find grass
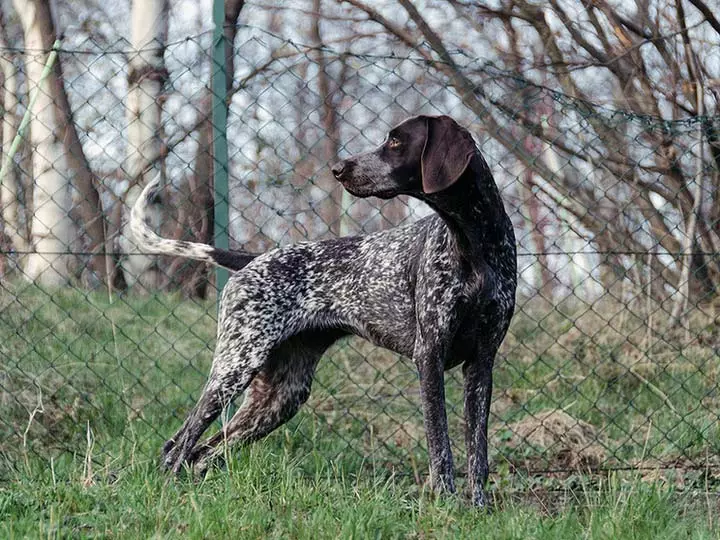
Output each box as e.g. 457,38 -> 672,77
2,448 -> 718,538
0,281 -> 719,537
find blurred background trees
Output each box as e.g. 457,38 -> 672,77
0,0 -> 717,323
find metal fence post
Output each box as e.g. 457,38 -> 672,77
212,0 -> 230,298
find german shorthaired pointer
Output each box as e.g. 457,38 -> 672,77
130,115 -> 517,507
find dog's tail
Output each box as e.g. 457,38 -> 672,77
129,175 -> 256,271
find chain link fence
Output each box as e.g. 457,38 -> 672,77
1,25 -> 719,488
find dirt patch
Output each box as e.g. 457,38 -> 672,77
493,409 -> 606,470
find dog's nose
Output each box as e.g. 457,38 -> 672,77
331,161 -> 345,179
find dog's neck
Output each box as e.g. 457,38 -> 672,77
422,154 -> 514,270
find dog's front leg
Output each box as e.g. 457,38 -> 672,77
415,344 -> 456,496
462,353 -> 495,507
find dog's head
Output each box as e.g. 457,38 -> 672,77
331,115 -> 476,199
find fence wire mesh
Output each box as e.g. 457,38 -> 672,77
1,23 -> 719,489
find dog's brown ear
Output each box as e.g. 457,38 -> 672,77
421,116 -> 475,194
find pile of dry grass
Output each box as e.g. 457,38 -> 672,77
494,409 -> 607,470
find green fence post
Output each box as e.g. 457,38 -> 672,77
212,0 -> 230,299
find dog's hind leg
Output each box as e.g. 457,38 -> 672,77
161,380 -> 227,474
162,314 -> 281,473
188,330 -> 341,473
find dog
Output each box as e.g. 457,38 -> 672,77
130,114 -> 517,506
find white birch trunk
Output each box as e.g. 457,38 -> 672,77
14,0 -> 75,286
0,15 -> 26,257
120,0 -> 169,292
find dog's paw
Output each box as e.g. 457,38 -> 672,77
192,449 -> 226,479
161,449 -> 180,472
161,436 -> 194,474
161,438 -> 176,464
469,489 -> 492,511
191,456 -> 213,479
160,438 -> 181,471
162,437 -> 176,454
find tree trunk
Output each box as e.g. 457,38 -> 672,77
168,92 -> 214,299
311,0 -> 346,237
522,147 -> 555,299
224,0 -> 246,93
0,8 -> 26,260
165,0 -> 245,297
120,0 -> 169,292
53,51 -> 109,289
14,0 -> 76,286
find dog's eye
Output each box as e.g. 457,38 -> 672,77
388,137 -> 402,150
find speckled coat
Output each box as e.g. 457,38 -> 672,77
130,115 -> 517,507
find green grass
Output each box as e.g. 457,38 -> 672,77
1,281 -> 719,537
2,450 -> 718,538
